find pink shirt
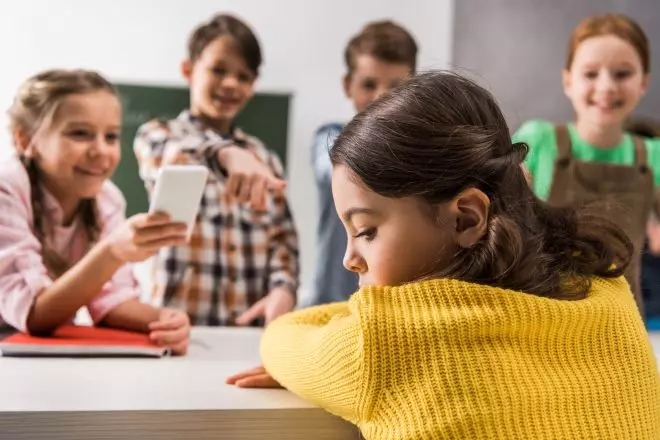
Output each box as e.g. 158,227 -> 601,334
0,156 -> 139,332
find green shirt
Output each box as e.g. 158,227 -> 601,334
513,120 -> 660,200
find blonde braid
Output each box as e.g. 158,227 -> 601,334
21,156 -> 70,278
80,198 -> 102,250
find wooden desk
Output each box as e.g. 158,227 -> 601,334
0,327 -> 360,440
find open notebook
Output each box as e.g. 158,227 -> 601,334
0,325 -> 170,357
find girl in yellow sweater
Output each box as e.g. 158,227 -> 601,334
228,71 -> 660,439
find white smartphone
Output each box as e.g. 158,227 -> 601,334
148,164 -> 209,237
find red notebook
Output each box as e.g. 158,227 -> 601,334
0,325 -> 170,357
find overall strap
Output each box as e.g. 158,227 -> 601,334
554,125 -> 572,159
632,135 -> 648,166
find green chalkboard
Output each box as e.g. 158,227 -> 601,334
113,83 -> 291,217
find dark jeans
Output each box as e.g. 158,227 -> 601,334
641,243 -> 660,319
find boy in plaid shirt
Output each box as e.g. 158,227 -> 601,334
134,14 -> 299,326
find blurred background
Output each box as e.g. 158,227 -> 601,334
0,0 -> 657,304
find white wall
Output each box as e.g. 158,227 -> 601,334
0,0 -> 454,300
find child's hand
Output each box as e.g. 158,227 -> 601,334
107,212 -> 188,262
218,146 -> 287,211
226,366 -> 282,388
647,217 -> 660,255
148,308 -> 191,356
235,286 -> 295,326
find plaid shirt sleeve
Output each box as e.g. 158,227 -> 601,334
133,119 -> 230,195
133,119 -> 169,197
266,152 -> 300,298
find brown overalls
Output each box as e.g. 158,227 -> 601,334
547,125 -> 653,314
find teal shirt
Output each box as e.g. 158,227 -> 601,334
513,120 -> 660,200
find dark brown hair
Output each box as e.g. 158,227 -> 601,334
567,13 -> 650,73
331,71 -> 632,299
188,13 -> 262,76
345,20 -> 418,75
8,69 -> 114,277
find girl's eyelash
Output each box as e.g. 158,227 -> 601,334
68,130 -> 90,137
354,228 -> 376,241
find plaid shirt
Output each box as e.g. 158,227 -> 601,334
134,111 -> 299,326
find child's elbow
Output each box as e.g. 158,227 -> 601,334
25,316 -> 57,337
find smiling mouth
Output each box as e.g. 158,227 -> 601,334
74,167 -> 107,177
213,96 -> 241,106
588,99 -> 624,110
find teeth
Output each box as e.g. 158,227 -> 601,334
78,169 -> 104,176
591,103 -> 620,109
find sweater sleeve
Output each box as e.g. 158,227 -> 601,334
260,301 -> 365,424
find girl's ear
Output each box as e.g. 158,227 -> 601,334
13,128 -> 34,158
444,187 -> 490,248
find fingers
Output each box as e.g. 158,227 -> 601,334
234,373 -> 281,388
170,339 -> 189,356
226,174 -> 241,200
235,299 -> 266,326
149,325 -> 190,346
139,236 -> 188,253
149,310 -> 189,331
249,178 -> 268,211
267,177 -> 287,191
226,366 -> 266,384
130,212 -> 187,248
131,212 -> 176,228
133,223 -> 188,245
265,306 -> 289,325
226,366 -> 280,388
223,156 -> 286,209
233,175 -> 271,211
237,175 -> 253,204
148,310 -> 190,355
264,288 -> 295,325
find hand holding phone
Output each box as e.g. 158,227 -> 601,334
107,212 -> 188,262
148,164 -> 209,237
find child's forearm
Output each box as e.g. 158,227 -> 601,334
25,240 -> 124,335
260,302 -> 362,423
100,299 -> 160,333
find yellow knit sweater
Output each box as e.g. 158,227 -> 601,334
261,276 -> 660,439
